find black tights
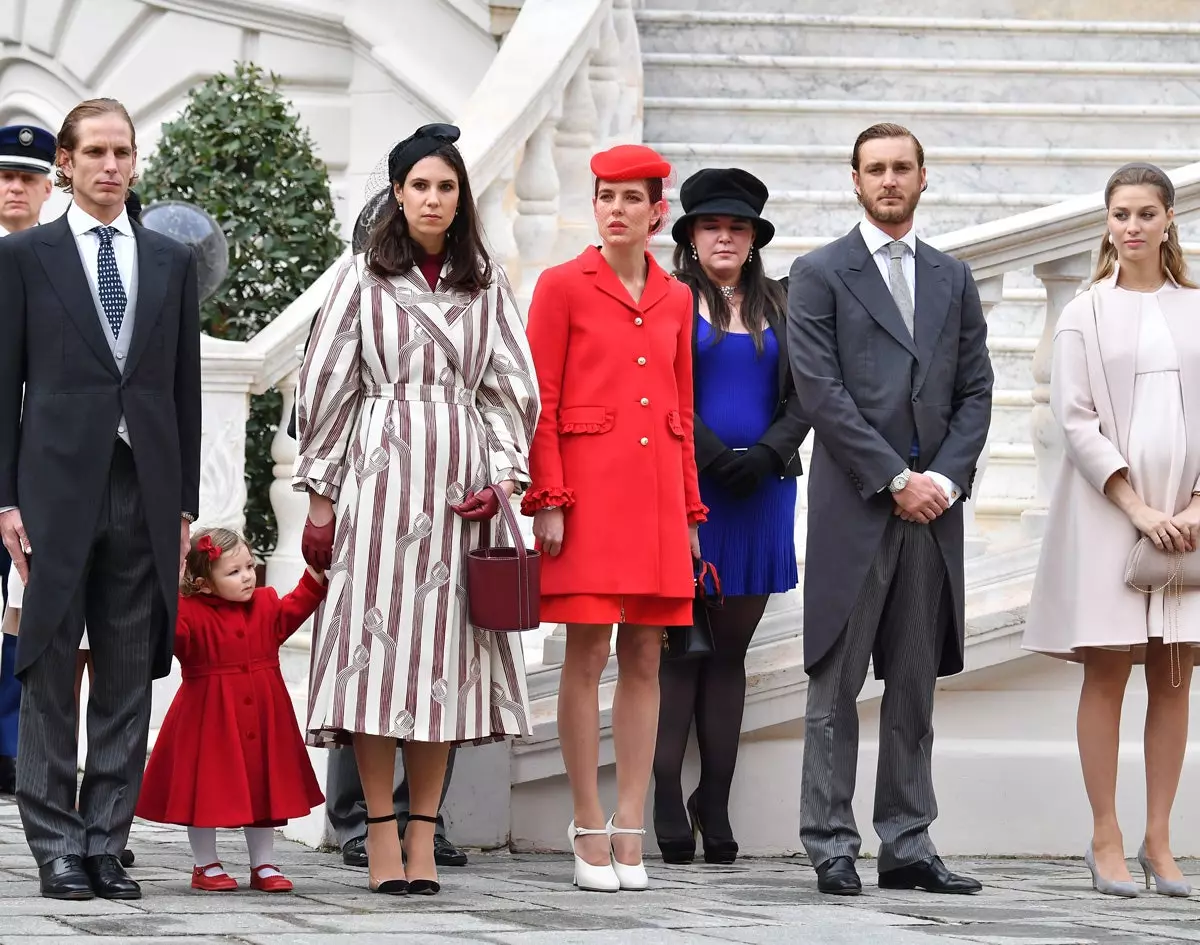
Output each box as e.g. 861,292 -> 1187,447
652,594 -> 769,844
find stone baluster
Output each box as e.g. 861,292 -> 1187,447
265,365 -> 309,596
610,0 -> 644,141
553,59 -> 598,259
589,4 -> 621,145
541,624 -> 568,667
480,169 -> 518,279
196,336 -> 258,534
513,113 -> 562,304
1022,252 -> 1092,538
963,274 -> 1006,558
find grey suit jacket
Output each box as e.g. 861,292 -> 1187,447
787,226 -> 993,678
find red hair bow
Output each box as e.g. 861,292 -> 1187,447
196,535 -> 221,561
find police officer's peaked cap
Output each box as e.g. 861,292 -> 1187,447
0,124 -> 56,175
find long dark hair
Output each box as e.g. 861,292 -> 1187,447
365,142 -> 493,293
672,224 -> 785,353
1093,163 -> 1196,289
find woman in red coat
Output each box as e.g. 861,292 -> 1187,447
136,528 -> 327,893
522,145 -> 706,892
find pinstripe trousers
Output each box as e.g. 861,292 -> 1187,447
16,442 -> 158,865
800,517 -> 947,873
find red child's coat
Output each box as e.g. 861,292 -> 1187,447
135,571 -> 327,828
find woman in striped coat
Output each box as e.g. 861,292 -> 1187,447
293,124 -> 539,896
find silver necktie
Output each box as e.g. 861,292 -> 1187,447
887,240 -> 914,338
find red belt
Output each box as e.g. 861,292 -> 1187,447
182,657 -> 279,679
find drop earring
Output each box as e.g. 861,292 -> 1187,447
747,246 -> 754,264
690,243 -> 698,261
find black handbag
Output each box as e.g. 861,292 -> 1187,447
662,561 -> 722,661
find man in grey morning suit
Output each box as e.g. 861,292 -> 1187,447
787,123 -> 992,896
0,98 -> 201,901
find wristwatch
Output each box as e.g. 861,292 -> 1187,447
887,469 -> 911,494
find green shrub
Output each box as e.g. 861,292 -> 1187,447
140,62 -> 343,555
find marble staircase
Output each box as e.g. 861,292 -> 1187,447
638,0 -> 1200,533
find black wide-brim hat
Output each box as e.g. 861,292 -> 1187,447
671,167 -> 775,248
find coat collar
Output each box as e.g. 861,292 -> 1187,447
577,244 -> 671,312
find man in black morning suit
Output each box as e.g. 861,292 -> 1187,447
0,98 -> 201,900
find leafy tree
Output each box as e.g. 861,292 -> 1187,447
140,62 -> 342,554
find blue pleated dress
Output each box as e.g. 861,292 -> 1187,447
695,316 -> 798,597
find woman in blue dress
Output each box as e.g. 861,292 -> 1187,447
653,168 -> 809,863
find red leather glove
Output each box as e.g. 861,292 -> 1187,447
301,515 -> 336,571
449,487 -> 501,521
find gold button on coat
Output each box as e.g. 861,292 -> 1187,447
637,357 -> 646,365
640,398 -> 649,406
639,437 -> 649,446
634,317 -> 643,326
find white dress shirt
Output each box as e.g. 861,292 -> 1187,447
859,217 -> 917,298
857,218 -> 961,506
67,201 -> 136,299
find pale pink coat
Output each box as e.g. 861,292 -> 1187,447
1023,274 -> 1200,661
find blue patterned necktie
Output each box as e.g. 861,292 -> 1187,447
92,225 -> 127,338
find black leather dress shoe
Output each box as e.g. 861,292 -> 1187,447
83,854 -> 141,899
434,834 -> 467,867
816,855 -> 862,895
878,856 -> 982,894
342,836 -> 367,867
39,854 -> 94,900
0,755 -> 14,795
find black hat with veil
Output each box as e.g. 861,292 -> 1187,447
351,123 -> 462,253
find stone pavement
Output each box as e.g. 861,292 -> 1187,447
2,798 -> 1199,943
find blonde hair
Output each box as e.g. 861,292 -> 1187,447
180,527 -> 249,596
1092,163 -> 1197,288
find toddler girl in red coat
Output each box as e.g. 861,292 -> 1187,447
136,528 -> 327,893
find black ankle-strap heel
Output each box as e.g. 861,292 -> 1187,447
364,814 -> 407,895
403,815 -> 442,896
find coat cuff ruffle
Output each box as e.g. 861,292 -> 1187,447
687,501 -> 709,525
520,486 -> 576,515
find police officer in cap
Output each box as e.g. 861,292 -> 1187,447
0,124 -> 54,236
0,123 -> 55,797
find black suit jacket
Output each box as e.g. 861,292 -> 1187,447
0,213 -> 202,677
787,227 -> 993,679
690,283 -> 810,477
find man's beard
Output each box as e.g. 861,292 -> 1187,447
861,189 -> 920,225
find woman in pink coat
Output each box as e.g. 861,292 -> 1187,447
1024,163 -> 1200,898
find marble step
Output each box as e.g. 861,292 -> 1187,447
664,188 -> 1086,239
636,11 -> 1200,61
643,54 -> 1200,106
652,142 -> 1200,198
645,97 -> 1200,150
642,0 -> 1184,16
990,389 -> 1036,446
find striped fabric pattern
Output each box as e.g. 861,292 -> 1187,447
294,255 -> 539,745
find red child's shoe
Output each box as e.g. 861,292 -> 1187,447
191,864 -> 238,892
249,865 -> 293,893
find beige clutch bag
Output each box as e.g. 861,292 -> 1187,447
1125,537 -> 1200,591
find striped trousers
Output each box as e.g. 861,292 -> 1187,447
800,517 -> 947,873
16,441 -> 158,865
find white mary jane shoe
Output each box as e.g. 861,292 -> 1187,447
568,821 -> 619,892
606,814 -> 649,891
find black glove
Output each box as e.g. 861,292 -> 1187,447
721,445 -> 779,499
705,449 -> 741,488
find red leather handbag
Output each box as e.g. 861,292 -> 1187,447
466,485 -> 542,632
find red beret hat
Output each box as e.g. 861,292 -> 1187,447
589,144 -> 672,182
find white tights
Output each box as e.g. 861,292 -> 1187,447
187,826 -> 281,878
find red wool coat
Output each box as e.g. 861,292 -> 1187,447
135,572 -> 327,828
522,246 -> 706,605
